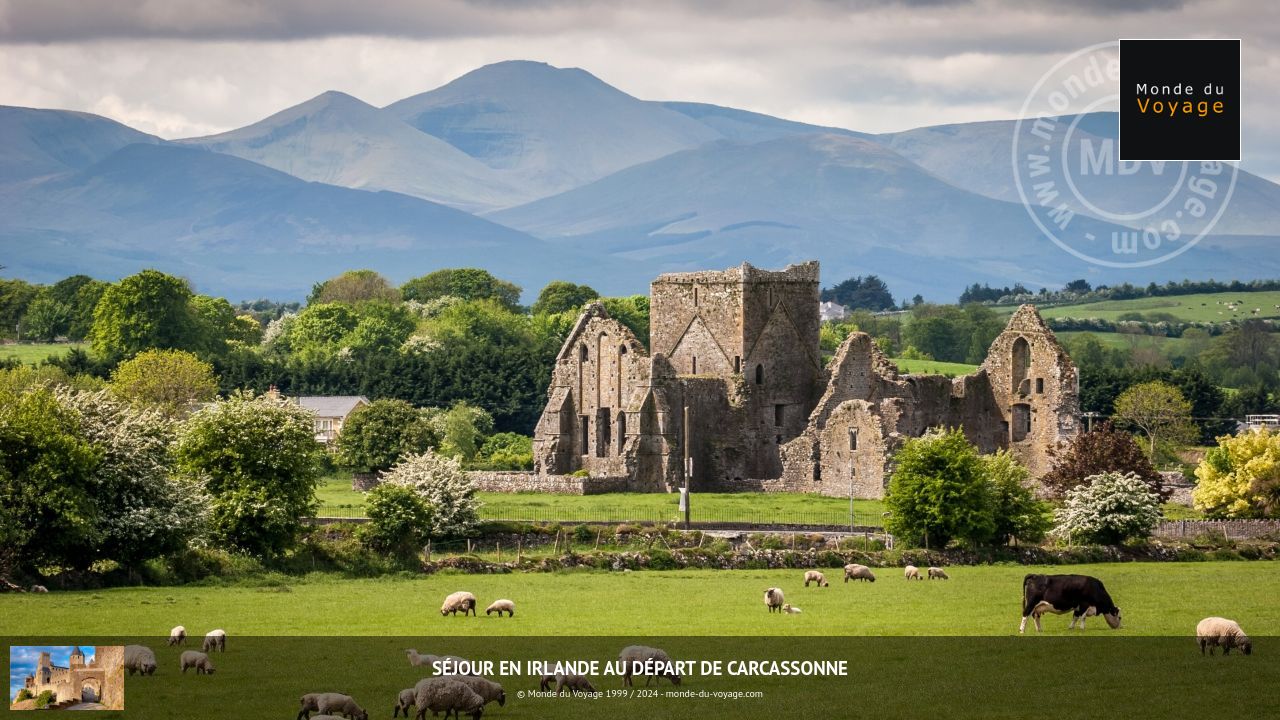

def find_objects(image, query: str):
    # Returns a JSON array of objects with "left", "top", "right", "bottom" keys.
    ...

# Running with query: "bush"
[
  {"left": 885, "top": 429, "right": 994, "bottom": 547},
  {"left": 379, "top": 451, "right": 481, "bottom": 539},
  {"left": 175, "top": 390, "right": 321, "bottom": 558},
  {"left": 1193, "top": 429, "right": 1280, "bottom": 518},
  {"left": 360, "top": 484, "right": 433, "bottom": 558},
  {"left": 1053, "top": 472, "right": 1162, "bottom": 545},
  {"left": 1042, "top": 422, "right": 1164, "bottom": 498},
  {"left": 473, "top": 432, "right": 533, "bottom": 470},
  {"left": 14, "top": 688, "right": 33, "bottom": 703},
  {"left": 984, "top": 450, "right": 1051, "bottom": 544},
  {"left": 35, "top": 690, "right": 54, "bottom": 709},
  {"left": 334, "top": 399, "right": 437, "bottom": 473}
]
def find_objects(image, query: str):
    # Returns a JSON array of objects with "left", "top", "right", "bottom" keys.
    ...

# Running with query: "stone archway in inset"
[{"left": 80, "top": 678, "right": 101, "bottom": 703}]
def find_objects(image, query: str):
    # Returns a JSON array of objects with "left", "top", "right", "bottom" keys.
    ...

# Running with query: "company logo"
[{"left": 1012, "top": 41, "right": 1237, "bottom": 268}]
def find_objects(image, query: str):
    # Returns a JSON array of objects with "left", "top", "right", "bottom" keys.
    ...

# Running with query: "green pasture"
[
  {"left": 0, "top": 342, "right": 84, "bottom": 364},
  {"left": 1008, "top": 291, "right": 1280, "bottom": 323},
  {"left": 889, "top": 357, "right": 980, "bottom": 376}
]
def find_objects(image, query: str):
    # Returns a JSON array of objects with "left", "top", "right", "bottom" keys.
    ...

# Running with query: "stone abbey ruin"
[{"left": 531, "top": 262, "right": 1079, "bottom": 498}]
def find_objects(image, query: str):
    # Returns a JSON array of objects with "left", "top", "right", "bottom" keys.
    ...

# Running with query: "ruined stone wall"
[
  {"left": 982, "top": 305, "right": 1080, "bottom": 476},
  {"left": 651, "top": 267, "right": 746, "bottom": 368}
]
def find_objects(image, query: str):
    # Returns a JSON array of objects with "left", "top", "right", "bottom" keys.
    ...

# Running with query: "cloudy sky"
[{"left": 1, "top": 0, "right": 1276, "bottom": 178}]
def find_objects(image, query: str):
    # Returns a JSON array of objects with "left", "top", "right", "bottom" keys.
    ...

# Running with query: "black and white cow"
[{"left": 1020, "top": 574, "right": 1122, "bottom": 633}]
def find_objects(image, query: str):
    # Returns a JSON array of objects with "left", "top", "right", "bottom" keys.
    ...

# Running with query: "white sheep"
[
  {"left": 803, "top": 571, "right": 829, "bottom": 587},
  {"left": 928, "top": 567, "right": 949, "bottom": 580},
  {"left": 439, "top": 675, "right": 506, "bottom": 707},
  {"left": 168, "top": 625, "right": 187, "bottom": 646},
  {"left": 297, "top": 692, "right": 369, "bottom": 720},
  {"left": 393, "top": 688, "right": 416, "bottom": 718},
  {"left": 179, "top": 650, "right": 215, "bottom": 675},
  {"left": 541, "top": 673, "right": 596, "bottom": 696},
  {"left": 413, "top": 678, "right": 486, "bottom": 720},
  {"left": 441, "top": 591, "right": 478, "bottom": 617},
  {"left": 843, "top": 564, "right": 876, "bottom": 583},
  {"left": 485, "top": 599, "right": 515, "bottom": 617},
  {"left": 123, "top": 645, "right": 157, "bottom": 676},
  {"left": 203, "top": 629, "right": 226, "bottom": 653},
  {"left": 1196, "top": 617, "right": 1253, "bottom": 656},
  {"left": 618, "top": 645, "right": 681, "bottom": 687},
  {"left": 782, "top": 604, "right": 802, "bottom": 614},
  {"left": 30, "top": 585, "right": 48, "bottom": 593},
  {"left": 405, "top": 650, "right": 474, "bottom": 673},
  {"left": 764, "top": 587, "right": 785, "bottom": 613},
  {"left": 904, "top": 565, "right": 923, "bottom": 581}
]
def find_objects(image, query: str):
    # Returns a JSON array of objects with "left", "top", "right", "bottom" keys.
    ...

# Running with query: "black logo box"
[{"left": 1120, "top": 39, "right": 1240, "bottom": 162}]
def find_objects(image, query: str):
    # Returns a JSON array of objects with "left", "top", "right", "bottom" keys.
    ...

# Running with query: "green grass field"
[
  {"left": 7, "top": 564, "right": 1275, "bottom": 719},
  {"left": 889, "top": 357, "right": 979, "bottom": 376},
  {"left": 0, "top": 342, "right": 85, "bottom": 364},
  {"left": 1010, "top": 291, "right": 1280, "bottom": 323},
  {"left": 317, "top": 476, "right": 887, "bottom": 525},
  {"left": 3, "top": 562, "right": 1273, "bottom": 636},
  {"left": 1057, "top": 330, "right": 1193, "bottom": 354}
]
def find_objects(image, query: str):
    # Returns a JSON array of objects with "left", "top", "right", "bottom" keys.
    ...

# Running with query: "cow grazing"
[{"left": 1020, "top": 574, "right": 1121, "bottom": 634}]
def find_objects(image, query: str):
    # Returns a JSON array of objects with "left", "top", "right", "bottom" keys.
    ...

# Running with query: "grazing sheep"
[
  {"left": 441, "top": 591, "right": 478, "bottom": 617},
  {"left": 782, "top": 604, "right": 802, "bottom": 614},
  {"left": 439, "top": 675, "right": 506, "bottom": 708},
  {"left": 928, "top": 567, "right": 950, "bottom": 580},
  {"left": 413, "top": 678, "right": 486, "bottom": 720},
  {"left": 30, "top": 585, "right": 48, "bottom": 593},
  {"left": 843, "top": 564, "right": 876, "bottom": 583},
  {"left": 1196, "top": 617, "right": 1253, "bottom": 656},
  {"left": 123, "top": 645, "right": 157, "bottom": 676},
  {"left": 202, "top": 629, "right": 226, "bottom": 653},
  {"left": 393, "top": 688, "right": 417, "bottom": 718},
  {"left": 618, "top": 645, "right": 681, "bottom": 687},
  {"left": 168, "top": 625, "right": 187, "bottom": 646},
  {"left": 904, "top": 565, "right": 923, "bottom": 581},
  {"left": 179, "top": 650, "right": 215, "bottom": 675},
  {"left": 485, "top": 599, "right": 515, "bottom": 617},
  {"left": 541, "top": 673, "right": 596, "bottom": 696},
  {"left": 764, "top": 587, "right": 785, "bottom": 613},
  {"left": 298, "top": 692, "right": 369, "bottom": 720},
  {"left": 405, "top": 650, "right": 474, "bottom": 674},
  {"left": 803, "top": 571, "right": 829, "bottom": 587}
]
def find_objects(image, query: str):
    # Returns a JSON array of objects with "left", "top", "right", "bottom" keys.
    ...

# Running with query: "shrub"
[
  {"left": 885, "top": 429, "right": 994, "bottom": 547},
  {"left": 14, "top": 688, "right": 33, "bottom": 703},
  {"left": 361, "top": 484, "right": 433, "bottom": 558},
  {"left": 175, "top": 390, "right": 321, "bottom": 558},
  {"left": 35, "top": 690, "right": 54, "bottom": 709},
  {"left": 473, "top": 432, "right": 534, "bottom": 470},
  {"left": 379, "top": 451, "right": 481, "bottom": 538},
  {"left": 334, "top": 399, "right": 437, "bottom": 473},
  {"left": 983, "top": 450, "right": 1051, "bottom": 544},
  {"left": 1042, "top": 422, "right": 1164, "bottom": 498},
  {"left": 1193, "top": 429, "right": 1280, "bottom": 518},
  {"left": 109, "top": 349, "right": 217, "bottom": 417},
  {"left": 1053, "top": 472, "right": 1162, "bottom": 545}
]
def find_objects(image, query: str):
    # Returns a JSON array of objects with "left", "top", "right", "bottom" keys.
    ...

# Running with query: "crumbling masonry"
[{"left": 532, "top": 262, "right": 1079, "bottom": 497}]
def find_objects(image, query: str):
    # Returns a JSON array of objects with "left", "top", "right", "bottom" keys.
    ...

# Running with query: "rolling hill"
[{"left": 0, "top": 105, "right": 160, "bottom": 184}]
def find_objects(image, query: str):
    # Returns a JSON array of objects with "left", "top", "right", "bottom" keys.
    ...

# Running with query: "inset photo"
[{"left": 9, "top": 646, "right": 124, "bottom": 711}]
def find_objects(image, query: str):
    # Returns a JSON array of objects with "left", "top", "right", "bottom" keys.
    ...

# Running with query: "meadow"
[
  {"left": 6, "top": 563, "right": 1276, "bottom": 718},
  {"left": 0, "top": 341, "right": 84, "bottom": 364},
  {"left": 889, "top": 357, "right": 979, "bottom": 376},
  {"left": 1020, "top": 291, "right": 1280, "bottom": 323}
]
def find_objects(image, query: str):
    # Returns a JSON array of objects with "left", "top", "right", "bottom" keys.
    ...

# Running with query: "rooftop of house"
[{"left": 294, "top": 396, "right": 369, "bottom": 418}]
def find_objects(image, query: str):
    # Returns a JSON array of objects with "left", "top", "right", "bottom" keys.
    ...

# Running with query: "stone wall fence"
[
  {"left": 465, "top": 471, "right": 629, "bottom": 495},
  {"left": 1154, "top": 519, "right": 1280, "bottom": 540}
]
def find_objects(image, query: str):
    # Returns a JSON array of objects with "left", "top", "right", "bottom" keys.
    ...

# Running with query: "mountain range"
[{"left": 2, "top": 59, "right": 1277, "bottom": 301}]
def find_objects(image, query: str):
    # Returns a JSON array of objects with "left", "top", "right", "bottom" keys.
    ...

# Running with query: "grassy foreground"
[{"left": 4, "top": 562, "right": 1275, "bottom": 637}]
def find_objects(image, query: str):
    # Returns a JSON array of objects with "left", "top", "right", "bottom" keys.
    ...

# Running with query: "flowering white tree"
[
  {"left": 1053, "top": 471, "right": 1162, "bottom": 545},
  {"left": 380, "top": 451, "right": 481, "bottom": 538}
]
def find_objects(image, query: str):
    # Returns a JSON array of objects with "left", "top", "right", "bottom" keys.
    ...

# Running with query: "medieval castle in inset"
[
  {"left": 532, "top": 262, "right": 1078, "bottom": 497},
  {"left": 18, "top": 646, "right": 124, "bottom": 710}
]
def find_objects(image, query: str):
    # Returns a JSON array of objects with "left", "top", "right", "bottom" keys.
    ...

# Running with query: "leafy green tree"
[
  {"left": 600, "top": 295, "right": 651, "bottom": 348},
  {"left": 335, "top": 399, "right": 438, "bottom": 473},
  {"left": 14, "top": 689, "right": 33, "bottom": 703},
  {"left": 1193, "top": 429, "right": 1280, "bottom": 518},
  {"left": 0, "top": 387, "right": 101, "bottom": 573},
  {"left": 378, "top": 451, "right": 480, "bottom": 538},
  {"left": 174, "top": 391, "right": 321, "bottom": 557},
  {"left": 821, "top": 275, "right": 895, "bottom": 311},
  {"left": 360, "top": 483, "right": 433, "bottom": 559},
  {"left": 983, "top": 450, "right": 1051, "bottom": 544},
  {"left": 286, "top": 303, "right": 358, "bottom": 354},
  {"left": 90, "top": 270, "right": 197, "bottom": 359},
  {"left": 1114, "top": 381, "right": 1198, "bottom": 458},
  {"left": 109, "top": 349, "right": 218, "bottom": 417},
  {"left": 342, "top": 303, "right": 416, "bottom": 357},
  {"left": 400, "top": 268, "right": 522, "bottom": 311},
  {"left": 20, "top": 293, "right": 72, "bottom": 341},
  {"left": 1053, "top": 472, "right": 1161, "bottom": 544},
  {"left": 884, "top": 429, "right": 995, "bottom": 547},
  {"left": 1041, "top": 422, "right": 1163, "bottom": 498},
  {"left": 429, "top": 401, "right": 494, "bottom": 463},
  {"left": 532, "top": 281, "right": 599, "bottom": 315},
  {"left": 309, "top": 269, "right": 400, "bottom": 305},
  {"left": 474, "top": 432, "right": 534, "bottom": 470},
  {"left": 0, "top": 278, "right": 38, "bottom": 340}
]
